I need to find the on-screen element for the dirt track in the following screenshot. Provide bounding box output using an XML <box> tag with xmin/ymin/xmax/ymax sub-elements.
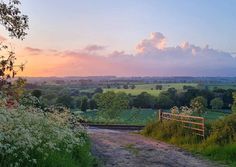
<box><xmin>89</xmin><ymin>128</ymin><xmax>223</xmax><ymax>167</ymax></box>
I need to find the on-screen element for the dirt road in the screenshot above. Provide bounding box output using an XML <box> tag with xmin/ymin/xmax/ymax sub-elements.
<box><xmin>89</xmin><ymin>128</ymin><xmax>222</xmax><ymax>167</ymax></box>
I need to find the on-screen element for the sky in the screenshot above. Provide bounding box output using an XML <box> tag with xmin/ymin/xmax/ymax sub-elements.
<box><xmin>0</xmin><ymin>0</ymin><xmax>236</xmax><ymax>77</ymax></box>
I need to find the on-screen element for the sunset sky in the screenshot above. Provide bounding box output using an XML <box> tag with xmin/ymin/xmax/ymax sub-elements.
<box><xmin>0</xmin><ymin>0</ymin><xmax>236</xmax><ymax>77</ymax></box>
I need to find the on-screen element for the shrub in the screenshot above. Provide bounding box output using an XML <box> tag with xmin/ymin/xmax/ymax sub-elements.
<box><xmin>0</xmin><ymin>106</ymin><xmax>94</xmax><ymax>167</ymax></box>
<box><xmin>232</xmin><ymin>92</ymin><xmax>236</xmax><ymax>113</ymax></box>
<box><xmin>210</xmin><ymin>97</ymin><xmax>223</xmax><ymax>110</ymax></box>
<box><xmin>190</xmin><ymin>96</ymin><xmax>207</xmax><ymax>115</ymax></box>
<box><xmin>203</xmin><ymin>113</ymin><xmax>236</xmax><ymax>146</ymax></box>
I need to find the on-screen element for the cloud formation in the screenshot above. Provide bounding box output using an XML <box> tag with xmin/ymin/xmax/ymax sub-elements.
<box><xmin>136</xmin><ymin>32</ymin><xmax>166</xmax><ymax>53</ymax></box>
<box><xmin>84</xmin><ymin>44</ymin><xmax>106</xmax><ymax>52</ymax></box>
<box><xmin>0</xmin><ymin>35</ymin><xmax>6</xmax><ymax>41</ymax></box>
<box><xmin>24</xmin><ymin>47</ymin><xmax>43</xmax><ymax>55</ymax></box>
<box><xmin>22</xmin><ymin>32</ymin><xmax>236</xmax><ymax>77</ymax></box>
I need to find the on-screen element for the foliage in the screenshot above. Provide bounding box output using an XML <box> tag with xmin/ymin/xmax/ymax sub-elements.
<box><xmin>0</xmin><ymin>44</ymin><xmax>25</xmax><ymax>89</ymax></box>
<box><xmin>156</xmin><ymin>92</ymin><xmax>174</xmax><ymax>109</ymax></box>
<box><xmin>88</xmin><ymin>99</ymin><xmax>97</xmax><ymax>110</ymax></box>
<box><xmin>155</xmin><ymin>84</ymin><xmax>162</xmax><ymax>90</ymax></box>
<box><xmin>210</xmin><ymin>97</ymin><xmax>223</xmax><ymax>110</ymax></box>
<box><xmin>232</xmin><ymin>92</ymin><xmax>236</xmax><ymax>113</ymax></box>
<box><xmin>123</xmin><ymin>84</ymin><xmax>129</xmax><ymax>89</ymax></box>
<box><xmin>133</xmin><ymin>92</ymin><xmax>155</xmax><ymax>108</ymax></box>
<box><xmin>0</xmin><ymin>105</ymin><xmax>94</xmax><ymax>167</ymax></box>
<box><xmin>80</xmin><ymin>96</ymin><xmax>88</xmax><ymax>112</ymax></box>
<box><xmin>31</xmin><ymin>89</ymin><xmax>42</xmax><ymax>98</ymax></box>
<box><xmin>94</xmin><ymin>87</ymin><xmax>103</xmax><ymax>94</ymax></box>
<box><xmin>130</xmin><ymin>84</ymin><xmax>135</xmax><ymax>89</ymax></box>
<box><xmin>142</xmin><ymin>120</ymin><xmax>199</xmax><ymax>145</ymax></box>
<box><xmin>143</xmin><ymin>113</ymin><xmax>236</xmax><ymax>166</ymax></box>
<box><xmin>56</xmin><ymin>94</ymin><xmax>75</xmax><ymax>108</ymax></box>
<box><xmin>0</xmin><ymin>0</ymin><xmax>28</xmax><ymax>39</ymax></box>
<box><xmin>94</xmin><ymin>91</ymin><xmax>129</xmax><ymax>119</ymax></box>
<box><xmin>170</xmin><ymin>106</ymin><xmax>193</xmax><ymax>115</ymax></box>
<box><xmin>19</xmin><ymin>94</ymin><xmax>40</xmax><ymax>108</ymax></box>
<box><xmin>203</xmin><ymin>113</ymin><xmax>236</xmax><ymax>146</ymax></box>
<box><xmin>190</xmin><ymin>96</ymin><xmax>207</xmax><ymax>115</ymax></box>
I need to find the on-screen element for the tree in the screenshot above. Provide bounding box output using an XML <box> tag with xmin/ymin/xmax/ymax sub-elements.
<box><xmin>156</xmin><ymin>93</ymin><xmax>174</xmax><ymax>109</ymax></box>
<box><xmin>155</xmin><ymin>85</ymin><xmax>162</xmax><ymax>90</ymax></box>
<box><xmin>0</xmin><ymin>0</ymin><xmax>29</xmax><ymax>39</ymax></box>
<box><xmin>232</xmin><ymin>92</ymin><xmax>236</xmax><ymax>113</ymax></box>
<box><xmin>94</xmin><ymin>87</ymin><xmax>103</xmax><ymax>94</ymax></box>
<box><xmin>56</xmin><ymin>95</ymin><xmax>74</xmax><ymax>108</ymax></box>
<box><xmin>94</xmin><ymin>91</ymin><xmax>129</xmax><ymax>118</ymax></box>
<box><xmin>190</xmin><ymin>96</ymin><xmax>207</xmax><ymax>115</ymax></box>
<box><xmin>123</xmin><ymin>84</ymin><xmax>129</xmax><ymax>89</ymax></box>
<box><xmin>210</xmin><ymin>97</ymin><xmax>223</xmax><ymax>110</ymax></box>
<box><xmin>0</xmin><ymin>0</ymin><xmax>28</xmax><ymax>104</ymax></box>
<box><xmin>80</xmin><ymin>96</ymin><xmax>88</xmax><ymax>112</ymax></box>
<box><xmin>75</xmin><ymin>97</ymin><xmax>82</xmax><ymax>109</ymax></box>
<box><xmin>31</xmin><ymin>89</ymin><xmax>42</xmax><ymax>98</ymax></box>
<box><xmin>133</xmin><ymin>92</ymin><xmax>155</xmax><ymax>108</ymax></box>
<box><xmin>130</xmin><ymin>85</ymin><xmax>135</xmax><ymax>89</ymax></box>
<box><xmin>89</xmin><ymin>99</ymin><xmax>97</xmax><ymax>110</ymax></box>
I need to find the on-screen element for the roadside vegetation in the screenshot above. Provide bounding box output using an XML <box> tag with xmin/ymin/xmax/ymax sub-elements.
<box><xmin>142</xmin><ymin>97</ymin><xmax>236</xmax><ymax>167</ymax></box>
<box><xmin>0</xmin><ymin>1</ymin><xmax>95</xmax><ymax>166</ymax></box>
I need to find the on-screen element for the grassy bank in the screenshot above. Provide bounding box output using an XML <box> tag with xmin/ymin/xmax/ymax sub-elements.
<box><xmin>142</xmin><ymin>113</ymin><xmax>236</xmax><ymax>166</ymax></box>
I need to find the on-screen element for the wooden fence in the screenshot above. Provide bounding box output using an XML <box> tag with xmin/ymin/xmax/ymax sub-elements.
<box><xmin>158</xmin><ymin>110</ymin><xmax>205</xmax><ymax>137</ymax></box>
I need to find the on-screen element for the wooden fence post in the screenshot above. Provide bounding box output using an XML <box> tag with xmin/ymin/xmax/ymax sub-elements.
<box><xmin>158</xmin><ymin>109</ymin><xmax>162</xmax><ymax>122</ymax></box>
<box><xmin>202</xmin><ymin>118</ymin><xmax>205</xmax><ymax>138</ymax></box>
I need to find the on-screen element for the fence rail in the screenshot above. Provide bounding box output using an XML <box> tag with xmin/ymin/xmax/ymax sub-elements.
<box><xmin>158</xmin><ymin>110</ymin><xmax>205</xmax><ymax>137</ymax></box>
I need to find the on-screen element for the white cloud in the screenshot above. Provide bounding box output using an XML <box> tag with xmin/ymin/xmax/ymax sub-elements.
<box><xmin>24</xmin><ymin>32</ymin><xmax>236</xmax><ymax>76</ymax></box>
<box><xmin>136</xmin><ymin>32</ymin><xmax>166</xmax><ymax>53</ymax></box>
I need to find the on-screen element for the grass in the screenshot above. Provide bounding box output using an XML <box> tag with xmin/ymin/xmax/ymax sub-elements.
<box><xmin>77</xmin><ymin>109</ymin><xmax>157</xmax><ymax>125</ymax></box>
<box><xmin>206</xmin><ymin>83</ymin><xmax>236</xmax><ymax>90</ymax></box>
<box><xmin>34</xmin><ymin>141</ymin><xmax>95</xmax><ymax>167</ymax></box>
<box><xmin>76</xmin><ymin>109</ymin><xmax>229</xmax><ymax>125</ymax></box>
<box><xmin>104</xmin><ymin>83</ymin><xmax>198</xmax><ymax>96</ymax></box>
<box><xmin>199</xmin><ymin>143</ymin><xmax>236</xmax><ymax>167</ymax></box>
<box><xmin>142</xmin><ymin>113</ymin><xmax>236</xmax><ymax>167</ymax></box>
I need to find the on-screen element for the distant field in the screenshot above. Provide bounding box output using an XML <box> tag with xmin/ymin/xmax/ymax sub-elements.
<box><xmin>104</xmin><ymin>83</ymin><xmax>198</xmax><ymax>96</ymax></box>
<box><xmin>206</xmin><ymin>84</ymin><xmax>236</xmax><ymax>90</ymax></box>
<box><xmin>77</xmin><ymin>109</ymin><xmax>229</xmax><ymax>125</ymax></box>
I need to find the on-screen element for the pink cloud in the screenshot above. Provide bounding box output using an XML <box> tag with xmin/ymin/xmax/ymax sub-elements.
<box><xmin>136</xmin><ymin>32</ymin><xmax>166</xmax><ymax>53</ymax></box>
<box><xmin>84</xmin><ymin>44</ymin><xmax>106</xmax><ymax>52</ymax></box>
<box><xmin>22</xmin><ymin>32</ymin><xmax>236</xmax><ymax>77</ymax></box>
<box><xmin>0</xmin><ymin>35</ymin><xmax>7</xmax><ymax>41</ymax></box>
<box><xmin>25</xmin><ymin>47</ymin><xmax>43</xmax><ymax>55</ymax></box>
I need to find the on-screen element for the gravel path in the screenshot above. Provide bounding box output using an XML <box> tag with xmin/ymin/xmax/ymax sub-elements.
<box><xmin>89</xmin><ymin>128</ymin><xmax>223</xmax><ymax>167</ymax></box>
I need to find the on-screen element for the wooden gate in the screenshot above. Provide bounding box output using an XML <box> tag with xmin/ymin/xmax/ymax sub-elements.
<box><xmin>158</xmin><ymin>110</ymin><xmax>205</xmax><ymax>137</ymax></box>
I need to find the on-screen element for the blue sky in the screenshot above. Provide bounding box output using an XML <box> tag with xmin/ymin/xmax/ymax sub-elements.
<box><xmin>1</xmin><ymin>0</ymin><xmax>236</xmax><ymax>76</ymax></box>
<box><xmin>18</xmin><ymin>0</ymin><xmax>235</xmax><ymax>53</ymax></box>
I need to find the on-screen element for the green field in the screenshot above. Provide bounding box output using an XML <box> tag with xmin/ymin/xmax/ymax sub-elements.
<box><xmin>104</xmin><ymin>83</ymin><xmax>198</xmax><ymax>96</ymax></box>
<box><xmin>77</xmin><ymin>109</ymin><xmax>229</xmax><ymax>125</ymax></box>
<box><xmin>206</xmin><ymin>84</ymin><xmax>236</xmax><ymax>90</ymax></box>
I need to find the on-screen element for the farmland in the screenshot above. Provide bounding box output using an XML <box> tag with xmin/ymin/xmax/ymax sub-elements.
<box><xmin>76</xmin><ymin>109</ymin><xmax>229</xmax><ymax>125</ymax></box>
<box><xmin>104</xmin><ymin>83</ymin><xmax>198</xmax><ymax>96</ymax></box>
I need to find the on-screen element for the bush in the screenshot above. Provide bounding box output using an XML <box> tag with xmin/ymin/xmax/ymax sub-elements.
<box><xmin>210</xmin><ymin>98</ymin><xmax>223</xmax><ymax>110</ymax></box>
<box><xmin>0</xmin><ymin>106</ymin><xmax>94</xmax><ymax>167</ymax></box>
<box><xmin>203</xmin><ymin>113</ymin><xmax>236</xmax><ymax>146</ymax></box>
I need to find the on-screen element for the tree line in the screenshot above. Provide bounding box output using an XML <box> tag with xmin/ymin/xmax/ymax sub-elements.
<box><xmin>30</xmin><ymin>86</ymin><xmax>235</xmax><ymax>112</ymax></box>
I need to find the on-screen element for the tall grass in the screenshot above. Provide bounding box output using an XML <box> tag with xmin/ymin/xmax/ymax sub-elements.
<box><xmin>142</xmin><ymin>114</ymin><xmax>236</xmax><ymax>166</ymax></box>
